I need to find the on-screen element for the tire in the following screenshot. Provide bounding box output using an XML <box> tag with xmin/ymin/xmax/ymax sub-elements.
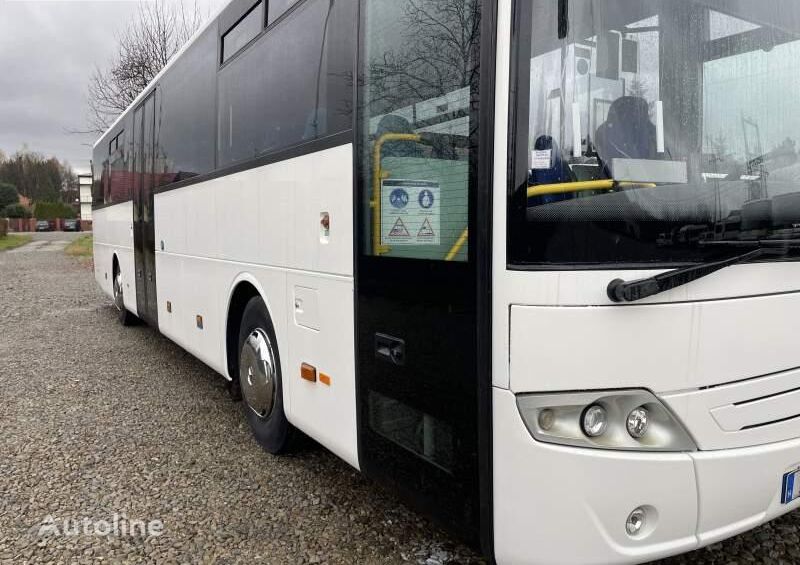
<box><xmin>112</xmin><ymin>261</ymin><xmax>138</xmax><ymax>327</ymax></box>
<box><xmin>238</xmin><ymin>296</ymin><xmax>295</xmax><ymax>454</ymax></box>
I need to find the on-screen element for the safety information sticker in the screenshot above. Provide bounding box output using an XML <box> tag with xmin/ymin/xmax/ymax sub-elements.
<box><xmin>381</xmin><ymin>179</ymin><xmax>440</xmax><ymax>246</ymax></box>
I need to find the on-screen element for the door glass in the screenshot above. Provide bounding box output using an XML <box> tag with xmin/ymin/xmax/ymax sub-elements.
<box><xmin>132</xmin><ymin>106</ymin><xmax>144</xmax><ymax>222</ymax></box>
<box><xmin>143</xmin><ymin>95</ymin><xmax>155</xmax><ymax>197</ymax></box>
<box><xmin>367</xmin><ymin>391</ymin><xmax>454</xmax><ymax>471</ymax></box>
<box><xmin>358</xmin><ymin>0</ymin><xmax>481</xmax><ymax>262</ymax></box>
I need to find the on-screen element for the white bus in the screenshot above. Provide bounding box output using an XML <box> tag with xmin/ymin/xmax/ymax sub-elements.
<box><xmin>91</xmin><ymin>0</ymin><xmax>800</xmax><ymax>562</ymax></box>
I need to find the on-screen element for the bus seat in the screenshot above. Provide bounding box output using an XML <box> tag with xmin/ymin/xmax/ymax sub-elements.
<box><xmin>529</xmin><ymin>135</ymin><xmax>572</xmax><ymax>205</ymax></box>
<box><xmin>594</xmin><ymin>96</ymin><xmax>657</xmax><ymax>164</ymax></box>
<box><xmin>376</xmin><ymin>115</ymin><xmax>422</xmax><ymax>158</ymax></box>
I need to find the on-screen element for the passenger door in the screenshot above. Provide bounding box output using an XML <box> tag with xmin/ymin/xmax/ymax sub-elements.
<box><xmin>132</xmin><ymin>91</ymin><xmax>159</xmax><ymax>326</ymax></box>
<box><xmin>355</xmin><ymin>0</ymin><xmax>490</xmax><ymax>547</ymax></box>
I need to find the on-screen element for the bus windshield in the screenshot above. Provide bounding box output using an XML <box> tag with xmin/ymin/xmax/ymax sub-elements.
<box><xmin>509</xmin><ymin>0</ymin><xmax>800</xmax><ymax>267</ymax></box>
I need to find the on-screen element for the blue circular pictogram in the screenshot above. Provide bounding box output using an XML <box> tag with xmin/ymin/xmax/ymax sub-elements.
<box><xmin>390</xmin><ymin>188</ymin><xmax>409</xmax><ymax>209</ymax></box>
<box><xmin>418</xmin><ymin>189</ymin><xmax>435</xmax><ymax>209</ymax></box>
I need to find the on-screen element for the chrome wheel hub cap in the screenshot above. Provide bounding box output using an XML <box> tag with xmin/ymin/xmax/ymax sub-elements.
<box><xmin>239</xmin><ymin>328</ymin><xmax>277</xmax><ymax>419</ymax></box>
<box><xmin>113</xmin><ymin>271</ymin><xmax>124</xmax><ymax>311</ymax></box>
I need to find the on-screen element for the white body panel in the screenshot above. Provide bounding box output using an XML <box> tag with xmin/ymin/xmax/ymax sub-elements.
<box><xmin>152</xmin><ymin>144</ymin><xmax>358</xmax><ymax>469</ymax></box>
<box><xmin>662</xmin><ymin>366</ymin><xmax>800</xmax><ymax>450</ymax></box>
<box><xmin>93</xmin><ymin>202</ymin><xmax>137</xmax><ymax>316</ymax></box>
<box><xmin>93</xmin><ymin>145</ymin><xmax>358</xmax><ymax>470</ymax></box>
<box><xmin>509</xmin><ymin>292</ymin><xmax>800</xmax><ymax>395</ymax></box>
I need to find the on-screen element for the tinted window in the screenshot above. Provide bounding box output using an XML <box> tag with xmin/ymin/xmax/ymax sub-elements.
<box><xmin>221</xmin><ymin>2</ymin><xmax>264</xmax><ymax>63</ymax></box>
<box><xmin>107</xmin><ymin>129</ymin><xmax>130</xmax><ymax>203</ymax></box>
<box><xmin>267</xmin><ymin>0</ymin><xmax>299</xmax><ymax>25</ymax></box>
<box><xmin>94</xmin><ymin>120</ymin><xmax>128</xmax><ymax>205</ymax></box>
<box><xmin>92</xmin><ymin>148</ymin><xmax>104</xmax><ymax>205</ymax></box>
<box><xmin>92</xmin><ymin>161</ymin><xmax>106</xmax><ymax>205</ymax></box>
<box><xmin>217</xmin><ymin>0</ymin><xmax>356</xmax><ymax>167</ymax></box>
<box><xmin>156</xmin><ymin>26</ymin><xmax>218</xmax><ymax>187</ymax></box>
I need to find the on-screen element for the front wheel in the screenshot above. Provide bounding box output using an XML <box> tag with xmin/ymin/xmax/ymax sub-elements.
<box><xmin>112</xmin><ymin>262</ymin><xmax>138</xmax><ymax>326</ymax></box>
<box><xmin>238</xmin><ymin>296</ymin><xmax>295</xmax><ymax>454</ymax></box>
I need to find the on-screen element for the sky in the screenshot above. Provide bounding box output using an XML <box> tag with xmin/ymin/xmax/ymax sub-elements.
<box><xmin>0</xmin><ymin>0</ymin><xmax>223</xmax><ymax>174</ymax></box>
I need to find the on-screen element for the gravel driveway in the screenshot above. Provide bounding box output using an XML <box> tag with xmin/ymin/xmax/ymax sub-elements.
<box><xmin>1</xmin><ymin>242</ymin><xmax>799</xmax><ymax>564</ymax></box>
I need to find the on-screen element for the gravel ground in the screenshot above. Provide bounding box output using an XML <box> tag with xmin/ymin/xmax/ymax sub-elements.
<box><xmin>1</xmin><ymin>242</ymin><xmax>800</xmax><ymax>564</ymax></box>
<box><xmin>0</xmin><ymin>245</ymin><xmax>479</xmax><ymax>564</ymax></box>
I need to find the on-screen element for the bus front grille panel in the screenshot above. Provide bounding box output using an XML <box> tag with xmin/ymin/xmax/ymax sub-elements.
<box><xmin>662</xmin><ymin>366</ymin><xmax>800</xmax><ymax>450</ymax></box>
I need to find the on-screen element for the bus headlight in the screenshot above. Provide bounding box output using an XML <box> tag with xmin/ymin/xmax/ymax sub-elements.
<box><xmin>626</xmin><ymin>407</ymin><xmax>649</xmax><ymax>439</ymax></box>
<box><xmin>516</xmin><ymin>390</ymin><xmax>696</xmax><ymax>451</ymax></box>
<box><xmin>581</xmin><ymin>405</ymin><xmax>608</xmax><ymax>438</ymax></box>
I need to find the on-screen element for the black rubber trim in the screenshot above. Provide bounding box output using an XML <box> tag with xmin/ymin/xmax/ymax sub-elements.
<box><xmin>476</xmin><ymin>0</ymin><xmax>497</xmax><ymax>559</ymax></box>
<box><xmin>734</xmin><ymin>385</ymin><xmax>800</xmax><ymax>407</ymax></box>
<box><xmin>351</xmin><ymin>0</ymin><xmax>364</xmax><ymax>506</ymax></box>
<box><xmin>741</xmin><ymin>413</ymin><xmax>800</xmax><ymax>431</ymax></box>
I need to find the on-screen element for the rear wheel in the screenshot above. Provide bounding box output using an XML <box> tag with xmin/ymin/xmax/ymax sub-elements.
<box><xmin>238</xmin><ymin>296</ymin><xmax>295</xmax><ymax>454</ymax></box>
<box><xmin>113</xmin><ymin>261</ymin><xmax>138</xmax><ymax>326</ymax></box>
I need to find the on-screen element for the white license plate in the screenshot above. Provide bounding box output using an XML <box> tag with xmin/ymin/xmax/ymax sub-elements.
<box><xmin>781</xmin><ymin>467</ymin><xmax>800</xmax><ymax>504</ymax></box>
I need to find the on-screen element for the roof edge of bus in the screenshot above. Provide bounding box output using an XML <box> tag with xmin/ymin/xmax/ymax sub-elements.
<box><xmin>92</xmin><ymin>0</ymin><xmax>229</xmax><ymax>151</ymax></box>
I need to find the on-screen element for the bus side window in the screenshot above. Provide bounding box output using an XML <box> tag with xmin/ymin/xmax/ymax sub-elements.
<box><xmin>217</xmin><ymin>0</ymin><xmax>354</xmax><ymax>167</ymax></box>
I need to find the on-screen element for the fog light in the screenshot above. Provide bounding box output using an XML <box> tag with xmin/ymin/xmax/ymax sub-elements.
<box><xmin>626</xmin><ymin>507</ymin><xmax>646</xmax><ymax>536</ymax></box>
<box><xmin>538</xmin><ymin>409</ymin><xmax>555</xmax><ymax>431</ymax></box>
<box><xmin>626</xmin><ymin>407</ymin><xmax>649</xmax><ymax>439</ymax></box>
<box><xmin>581</xmin><ymin>405</ymin><xmax>608</xmax><ymax>437</ymax></box>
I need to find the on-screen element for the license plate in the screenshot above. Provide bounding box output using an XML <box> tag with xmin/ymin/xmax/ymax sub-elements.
<box><xmin>781</xmin><ymin>467</ymin><xmax>800</xmax><ymax>504</ymax></box>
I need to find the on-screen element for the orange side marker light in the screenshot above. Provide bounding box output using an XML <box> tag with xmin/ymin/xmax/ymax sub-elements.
<box><xmin>319</xmin><ymin>373</ymin><xmax>331</xmax><ymax>386</ymax></box>
<box><xmin>301</xmin><ymin>363</ymin><xmax>317</xmax><ymax>383</ymax></box>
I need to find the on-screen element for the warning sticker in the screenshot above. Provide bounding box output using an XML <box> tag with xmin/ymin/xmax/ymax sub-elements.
<box><xmin>417</xmin><ymin>217</ymin><xmax>435</xmax><ymax>239</ymax></box>
<box><xmin>388</xmin><ymin>217</ymin><xmax>410</xmax><ymax>238</ymax></box>
<box><xmin>381</xmin><ymin>179</ymin><xmax>440</xmax><ymax>246</ymax></box>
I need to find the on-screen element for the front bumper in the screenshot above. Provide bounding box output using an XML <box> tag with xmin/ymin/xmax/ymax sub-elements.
<box><xmin>493</xmin><ymin>388</ymin><xmax>800</xmax><ymax>565</ymax></box>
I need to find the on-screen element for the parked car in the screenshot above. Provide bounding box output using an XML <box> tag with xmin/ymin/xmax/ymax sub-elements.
<box><xmin>63</xmin><ymin>219</ymin><xmax>79</xmax><ymax>232</ymax></box>
<box><xmin>35</xmin><ymin>220</ymin><xmax>51</xmax><ymax>232</ymax></box>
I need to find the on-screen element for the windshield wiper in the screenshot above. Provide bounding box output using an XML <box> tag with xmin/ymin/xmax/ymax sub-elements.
<box><xmin>607</xmin><ymin>241</ymin><xmax>800</xmax><ymax>303</ymax></box>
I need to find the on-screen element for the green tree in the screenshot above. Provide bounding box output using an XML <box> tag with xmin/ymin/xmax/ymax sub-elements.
<box><xmin>33</xmin><ymin>201</ymin><xmax>76</xmax><ymax>220</ymax></box>
<box><xmin>0</xmin><ymin>182</ymin><xmax>18</xmax><ymax>210</ymax></box>
<box><xmin>0</xmin><ymin>149</ymin><xmax>76</xmax><ymax>204</ymax></box>
<box><xmin>3</xmin><ymin>203</ymin><xmax>31</xmax><ymax>219</ymax></box>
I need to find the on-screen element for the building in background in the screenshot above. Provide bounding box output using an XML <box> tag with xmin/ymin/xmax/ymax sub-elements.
<box><xmin>78</xmin><ymin>174</ymin><xmax>92</xmax><ymax>221</ymax></box>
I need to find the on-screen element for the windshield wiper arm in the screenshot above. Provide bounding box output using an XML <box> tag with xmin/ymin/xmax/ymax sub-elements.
<box><xmin>607</xmin><ymin>242</ymin><xmax>800</xmax><ymax>303</ymax></box>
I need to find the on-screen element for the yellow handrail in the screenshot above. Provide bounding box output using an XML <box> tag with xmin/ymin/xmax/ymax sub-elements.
<box><xmin>445</xmin><ymin>228</ymin><xmax>469</xmax><ymax>261</ymax></box>
<box><xmin>527</xmin><ymin>180</ymin><xmax>657</xmax><ymax>198</ymax></box>
<box><xmin>371</xmin><ymin>133</ymin><xmax>421</xmax><ymax>255</ymax></box>
<box><xmin>527</xmin><ymin>179</ymin><xmax>615</xmax><ymax>198</ymax></box>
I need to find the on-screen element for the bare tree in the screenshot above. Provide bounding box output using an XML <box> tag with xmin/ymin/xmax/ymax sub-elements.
<box><xmin>367</xmin><ymin>0</ymin><xmax>481</xmax><ymax>115</ymax></box>
<box><xmin>86</xmin><ymin>1</ymin><xmax>205</xmax><ymax>134</ymax></box>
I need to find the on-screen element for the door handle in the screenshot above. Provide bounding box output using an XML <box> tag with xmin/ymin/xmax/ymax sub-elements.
<box><xmin>375</xmin><ymin>333</ymin><xmax>405</xmax><ymax>366</ymax></box>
